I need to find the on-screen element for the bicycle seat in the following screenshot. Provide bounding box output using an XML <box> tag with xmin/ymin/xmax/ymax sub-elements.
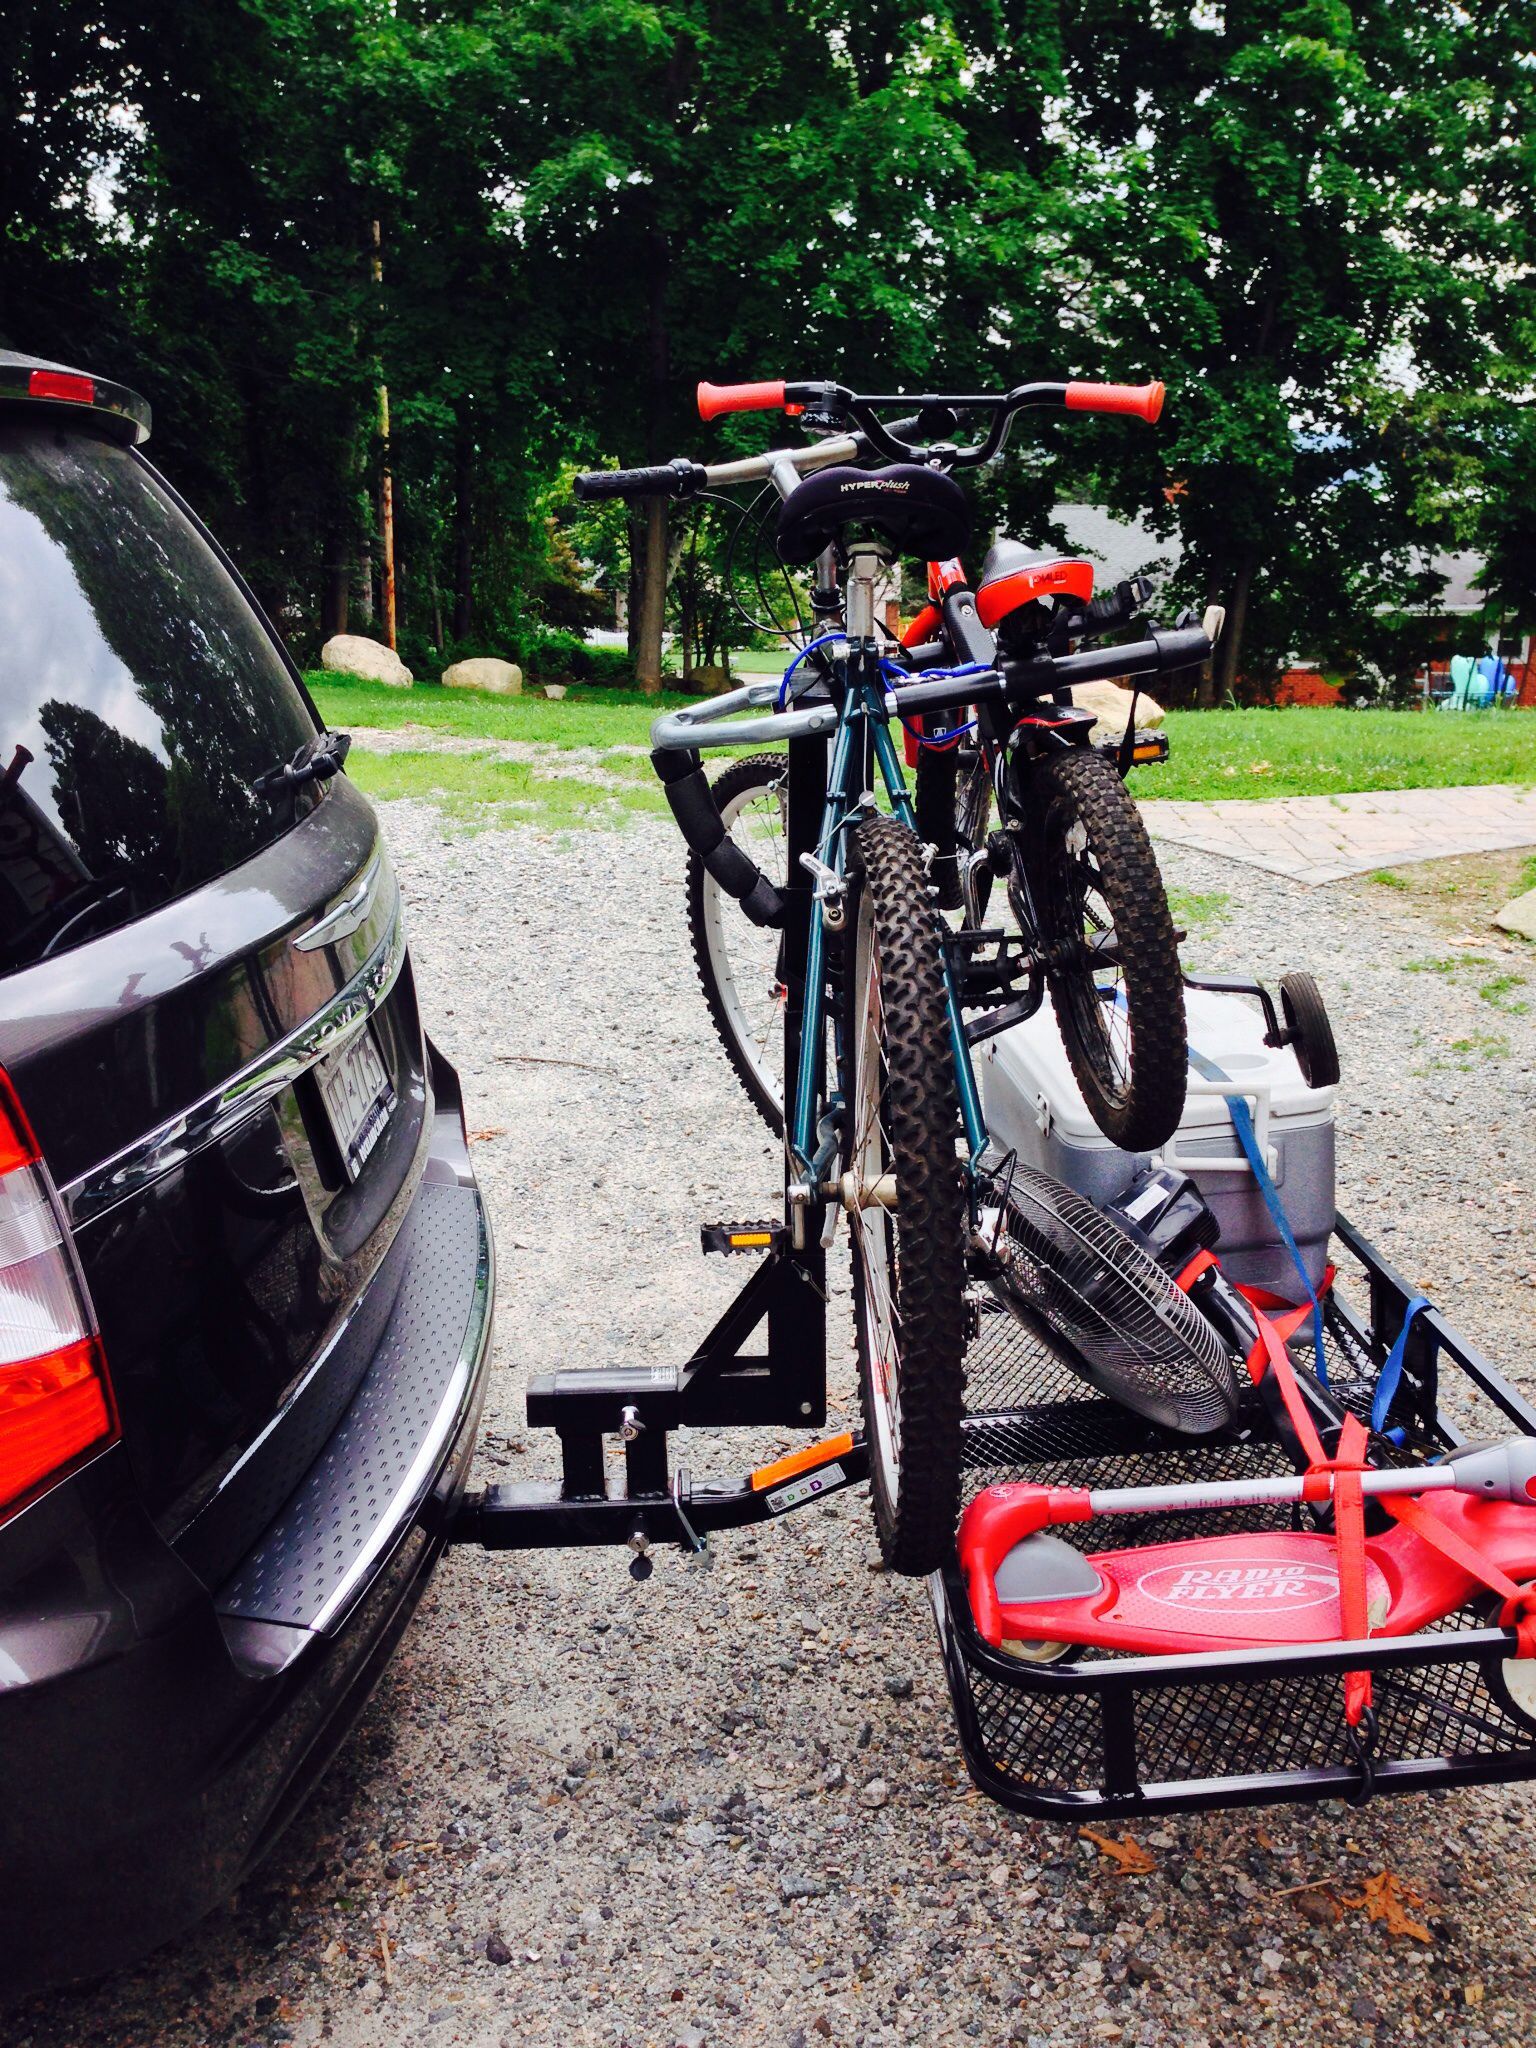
<box><xmin>775</xmin><ymin>463</ymin><xmax>972</xmax><ymax>566</ymax></box>
<box><xmin>975</xmin><ymin>539</ymin><xmax>1095</xmax><ymax>628</ymax></box>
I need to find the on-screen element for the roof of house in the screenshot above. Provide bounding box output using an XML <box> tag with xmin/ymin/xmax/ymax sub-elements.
<box><xmin>1044</xmin><ymin>505</ymin><xmax>1492</xmax><ymax>617</ymax></box>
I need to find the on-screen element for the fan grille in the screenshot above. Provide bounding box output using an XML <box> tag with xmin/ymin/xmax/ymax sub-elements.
<box><xmin>985</xmin><ymin>1165</ymin><xmax>1240</xmax><ymax>1436</ymax></box>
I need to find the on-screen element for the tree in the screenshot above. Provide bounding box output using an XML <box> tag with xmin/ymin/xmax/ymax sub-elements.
<box><xmin>1057</xmin><ymin>0</ymin><xmax>1536</xmax><ymax>697</ymax></box>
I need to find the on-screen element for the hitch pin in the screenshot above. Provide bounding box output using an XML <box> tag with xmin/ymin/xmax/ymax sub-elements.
<box><xmin>671</xmin><ymin>1477</ymin><xmax>711</xmax><ymax>1567</ymax></box>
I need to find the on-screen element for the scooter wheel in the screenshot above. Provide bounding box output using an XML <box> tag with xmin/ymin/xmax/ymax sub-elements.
<box><xmin>1472</xmin><ymin>1593</ymin><xmax>1536</xmax><ymax>1731</ymax></box>
<box><xmin>998</xmin><ymin>1637</ymin><xmax>1081</xmax><ymax>1666</ymax></box>
<box><xmin>1280</xmin><ymin>971</ymin><xmax>1341</xmax><ymax>1090</ymax></box>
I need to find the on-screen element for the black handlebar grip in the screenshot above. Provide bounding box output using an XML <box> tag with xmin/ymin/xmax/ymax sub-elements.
<box><xmin>1148</xmin><ymin>625</ymin><xmax>1213</xmax><ymax>670</ymax></box>
<box><xmin>572</xmin><ymin>458</ymin><xmax>707</xmax><ymax>502</ymax></box>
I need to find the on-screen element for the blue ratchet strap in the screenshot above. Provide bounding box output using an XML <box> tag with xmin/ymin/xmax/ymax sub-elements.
<box><xmin>1187</xmin><ymin>1045</ymin><xmax>1331</xmax><ymax>1388</ymax></box>
<box><xmin>1369</xmin><ymin>1295</ymin><xmax>1432</xmax><ymax>1435</ymax></box>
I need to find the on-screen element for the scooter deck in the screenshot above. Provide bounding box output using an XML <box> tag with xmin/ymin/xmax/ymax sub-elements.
<box><xmin>972</xmin><ymin>1496</ymin><xmax>1535</xmax><ymax>1658</ymax></box>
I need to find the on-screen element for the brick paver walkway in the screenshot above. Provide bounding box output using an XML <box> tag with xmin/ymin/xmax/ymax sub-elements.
<box><xmin>1138</xmin><ymin>783</ymin><xmax>1536</xmax><ymax>884</ymax></box>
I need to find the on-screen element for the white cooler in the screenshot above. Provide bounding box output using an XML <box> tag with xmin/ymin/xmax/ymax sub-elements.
<box><xmin>978</xmin><ymin>985</ymin><xmax>1337</xmax><ymax>1296</ymax></box>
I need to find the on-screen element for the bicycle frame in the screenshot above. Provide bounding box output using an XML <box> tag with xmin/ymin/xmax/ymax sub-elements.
<box><xmin>783</xmin><ymin>545</ymin><xmax>988</xmax><ymax>1213</ymax></box>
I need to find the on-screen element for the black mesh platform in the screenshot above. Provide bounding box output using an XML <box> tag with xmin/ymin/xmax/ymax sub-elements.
<box><xmin>938</xmin><ymin>1225</ymin><xmax>1536</xmax><ymax>1818</ymax></box>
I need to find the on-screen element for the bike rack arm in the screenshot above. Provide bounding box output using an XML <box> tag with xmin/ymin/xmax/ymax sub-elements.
<box><xmin>650</xmin><ymin>687</ymin><xmax>840</xmax><ymax>752</ymax></box>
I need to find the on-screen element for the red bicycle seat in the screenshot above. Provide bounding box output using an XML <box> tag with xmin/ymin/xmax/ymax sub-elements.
<box><xmin>975</xmin><ymin>539</ymin><xmax>1094</xmax><ymax>630</ymax></box>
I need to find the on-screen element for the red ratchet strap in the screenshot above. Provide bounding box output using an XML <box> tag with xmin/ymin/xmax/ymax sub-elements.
<box><xmin>1173</xmin><ymin>1248</ymin><xmax>1217</xmax><ymax>1292</ymax></box>
<box><xmin>1385</xmin><ymin>1495</ymin><xmax>1536</xmax><ymax>1659</ymax></box>
<box><xmin>1247</xmin><ymin>1309</ymin><xmax>1374</xmax><ymax>1725</ymax></box>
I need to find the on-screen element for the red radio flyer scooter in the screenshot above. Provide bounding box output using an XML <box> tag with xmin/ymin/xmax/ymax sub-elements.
<box><xmin>958</xmin><ymin>1295</ymin><xmax>1536</xmax><ymax>1774</ymax></box>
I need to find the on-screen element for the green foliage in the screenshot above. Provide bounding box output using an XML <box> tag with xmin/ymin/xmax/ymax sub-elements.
<box><xmin>3</xmin><ymin>0</ymin><xmax>1532</xmax><ymax>692</ymax></box>
<box><xmin>521</xmin><ymin>632</ymin><xmax>635</xmax><ymax>686</ymax></box>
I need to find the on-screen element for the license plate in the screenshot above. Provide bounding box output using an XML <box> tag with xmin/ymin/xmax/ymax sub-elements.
<box><xmin>317</xmin><ymin>1028</ymin><xmax>394</xmax><ymax>1179</ymax></box>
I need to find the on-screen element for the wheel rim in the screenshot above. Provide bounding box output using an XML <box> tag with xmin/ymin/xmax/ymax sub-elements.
<box><xmin>700</xmin><ymin>770</ymin><xmax>789</xmax><ymax>1113</ymax></box>
<box><xmin>850</xmin><ymin>884</ymin><xmax>903</xmax><ymax>1503</ymax></box>
<box><xmin>1043</xmin><ymin>805</ymin><xmax>1132</xmax><ymax>1110</ymax></box>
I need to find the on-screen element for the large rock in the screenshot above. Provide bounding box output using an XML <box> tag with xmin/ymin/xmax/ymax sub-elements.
<box><xmin>321</xmin><ymin>634</ymin><xmax>413</xmax><ymax>687</ymax></box>
<box><xmin>1495</xmin><ymin>887</ymin><xmax>1536</xmax><ymax>942</ymax></box>
<box><xmin>441</xmin><ymin>657</ymin><xmax>523</xmax><ymax>696</ymax></box>
<box><xmin>1070</xmin><ymin>678</ymin><xmax>1165</xmax><ymax>738</ymax></box>
<box><xmin>682</xmin><ymin>664</ymin><xmax>734</xmax><ymax>698</ymax></box>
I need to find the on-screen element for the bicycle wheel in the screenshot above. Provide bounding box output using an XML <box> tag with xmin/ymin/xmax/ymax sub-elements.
<box><xmin>1025</xmin><ymin>748</ymin><xmax>1186</xmax><ymax>1150</ymax></box>
<box><xmin>844</xmin><ymin>814</ymin><xmax>968</xmax><ymax>1575</ymax></box>
<box><xmin>686</xmin><ymin>752</ymin><xmax>790</xmax><ymax>1133</ymax></box>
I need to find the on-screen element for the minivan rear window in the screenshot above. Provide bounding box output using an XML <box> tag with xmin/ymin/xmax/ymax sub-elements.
<box><xmin>0</xmin><ymin>421</ymin><xmax>320</xmax><ymax>973</ymax></box>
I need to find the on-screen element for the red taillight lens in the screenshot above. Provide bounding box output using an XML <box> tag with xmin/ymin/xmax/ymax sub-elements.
<box><xmin>28</xmin><ymin>369</ymin><xmax>96</xmax><ymax>406</ymax></box>
<box><xmin>0</xmin><ymin>1067</ymin><xmax>116</xmax><ymax>1517</ymax></box>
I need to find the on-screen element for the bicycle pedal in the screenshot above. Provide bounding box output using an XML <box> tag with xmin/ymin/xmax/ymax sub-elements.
<box><xmin>700</xmin><ymin>1222</ymin><xmax>787</xmax><ymax>1257</ymax></box>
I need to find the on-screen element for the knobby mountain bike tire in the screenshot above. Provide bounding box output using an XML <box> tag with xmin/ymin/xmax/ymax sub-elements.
<box><xmin>844</xmin><ymin>814</ymin><xmax>968</xmax><ymax>1575</ymax></box>
<box><xmin>1025</xmin><ymin>747</ymin><xmax>1187</xmax><ymax>1151</ymax></box>
<box><xmin>686</xmin><ymin>752</ymin><xmax>790</xmax><ymax>1134</ymax></box>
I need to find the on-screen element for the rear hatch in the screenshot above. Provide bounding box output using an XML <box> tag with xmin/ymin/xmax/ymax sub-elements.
<box><xmin>0</xmin><ymin>396</ymin><xmax>432</xmax><ymax>1581</ymax></box>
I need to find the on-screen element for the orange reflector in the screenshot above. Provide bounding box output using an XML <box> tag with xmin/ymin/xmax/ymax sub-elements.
<box><xmin>729</xmin><ymin>1231</ymin><xmax>773</xmax><ymax>1249</ymax></box>
<box><xmin>0</xmin><ymin>1336</ymin><xmax>113</xmax><ymax>1513</ymax></box>
<box><xmin>751</xmin><ymin>1431</ymin><xmax>855</xmax><ymax>1492</ymax></box>
<box><xmin>1132</xmin><ymin>743</ymin><xmax>1164</xmax><ymax>763</ymax></box>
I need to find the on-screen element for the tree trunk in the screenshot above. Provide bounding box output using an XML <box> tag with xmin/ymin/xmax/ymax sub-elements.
<box><xmin>634</xmin><ymin>223</ymin><xmax>670</xmax><ymax>694</ymax></box>
<box><xmin>320</xmin><ymin>543</ymin><xmax>349</xmax><ymax>639</ymax></box>
<box><xmin>635</xmin><ymin>498</ymin><xmax>668</xmax><ymax>692</ymax></box>
<box><xmin>452</xmin><ymin>411</ymin><xmax>474</xmax><ymax>642</ymax></box>
<box><xmin>1212</xmin><ymin>551</ymin><xmax>1258</xmax><ymax>703</ymax></box>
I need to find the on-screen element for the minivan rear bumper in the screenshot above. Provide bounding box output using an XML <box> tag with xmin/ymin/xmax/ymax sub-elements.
<box><xmin>0</xmin><ymin>1051</ymin><xmax>494</xmax><ymax>1996</ymax></box>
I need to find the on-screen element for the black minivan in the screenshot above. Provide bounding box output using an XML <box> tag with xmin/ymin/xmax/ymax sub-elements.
<box><xmin>0</xmin><ymin>351</ymin><xmax>493</xmax><ymax>1993</ymax></box>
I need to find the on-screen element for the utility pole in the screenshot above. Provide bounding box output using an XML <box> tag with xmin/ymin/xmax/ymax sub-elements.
<box><xmin>370</xmin><ymin>219</ymin><xmax>397</xmax><ymax>651</ymax></box>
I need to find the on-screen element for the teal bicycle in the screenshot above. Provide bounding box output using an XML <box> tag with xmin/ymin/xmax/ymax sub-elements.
<box><xmin>575</xmin><ymin>373</ymin><xmax>1217</xmax><ymax>1573</ymax></box>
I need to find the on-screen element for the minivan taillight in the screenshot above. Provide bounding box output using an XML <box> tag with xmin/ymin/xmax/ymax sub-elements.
<box><xmin>0</xmin><ymin>1067</ymin><xmax>115</xmax><ymax>1517</ymax></box>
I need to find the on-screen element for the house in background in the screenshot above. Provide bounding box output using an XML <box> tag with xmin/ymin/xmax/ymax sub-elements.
<box><xmin>1046</xmin><ymin>507</ymin><xmax>1532</xmax><ymax>707</ymax></box>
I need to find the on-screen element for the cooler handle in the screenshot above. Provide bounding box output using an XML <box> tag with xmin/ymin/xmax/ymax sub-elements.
<box><xmin>1155</xmin><ymin>1079</ymin><xmax>1277</xmax><ymax>1179</ymax></box>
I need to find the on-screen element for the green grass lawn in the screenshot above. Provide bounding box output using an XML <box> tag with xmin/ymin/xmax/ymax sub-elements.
<box><xmin>344</xmin><ymin>749</ymin><xmax>667</xmax><ymax>832</ymax></box>
<box><xmin>1128</xmin><ymin>707</ymin><xmax>1536</xmax><ymax>803</ymax></box>
<box><xmin>306</xmin><ymin>673</ymin><xmax>695</xmax><ymax>751</ymax></box>
<box><xmin>312</xmin><ymin>676</ymin><xmax>1536</xmax><ymax>815</ymax></box>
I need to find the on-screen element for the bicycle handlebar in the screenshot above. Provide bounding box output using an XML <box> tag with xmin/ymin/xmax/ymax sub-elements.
<box><xmin>694</xmin><ymin>375</ymin><xmax>1167</xmax><ymax>464</ymax></box>
<box><xmin>1065</xmin><ymin>380</ymin><xmax>1164</xmax><ymax>423</ymax></box>
<box><xmin>573</xmin><ymin>457</ymin><xmax>707</xmax><ymax>502</ymax></box>
<box><xmin>697</xmin><ymin>379</ymin><xmax>792</xmax><ymax>422</ymax></box>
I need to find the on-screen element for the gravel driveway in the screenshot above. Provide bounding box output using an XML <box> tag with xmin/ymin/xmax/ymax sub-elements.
<box><xmin>15</xmin><ymin>803</ymin><xmax>1536</xmax><ymax>2048</ymax></box>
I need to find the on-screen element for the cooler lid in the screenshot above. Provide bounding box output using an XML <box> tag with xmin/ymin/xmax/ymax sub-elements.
<box><xmin>981</xmin><ymin>984</ymin><xmax>1336</xmax><ymax>1149</ymax></box>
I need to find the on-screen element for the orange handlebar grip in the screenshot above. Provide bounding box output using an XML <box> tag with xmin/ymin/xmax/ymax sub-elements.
<box><xmin>697</xmin><ymin>379</ymin><xmax>788</xmax><ymax>422</ymax></box>
<box><xmin>1064</xmin><ymin>380</ymin><xmax>1165</xmax><ymax>424</ymax></box>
